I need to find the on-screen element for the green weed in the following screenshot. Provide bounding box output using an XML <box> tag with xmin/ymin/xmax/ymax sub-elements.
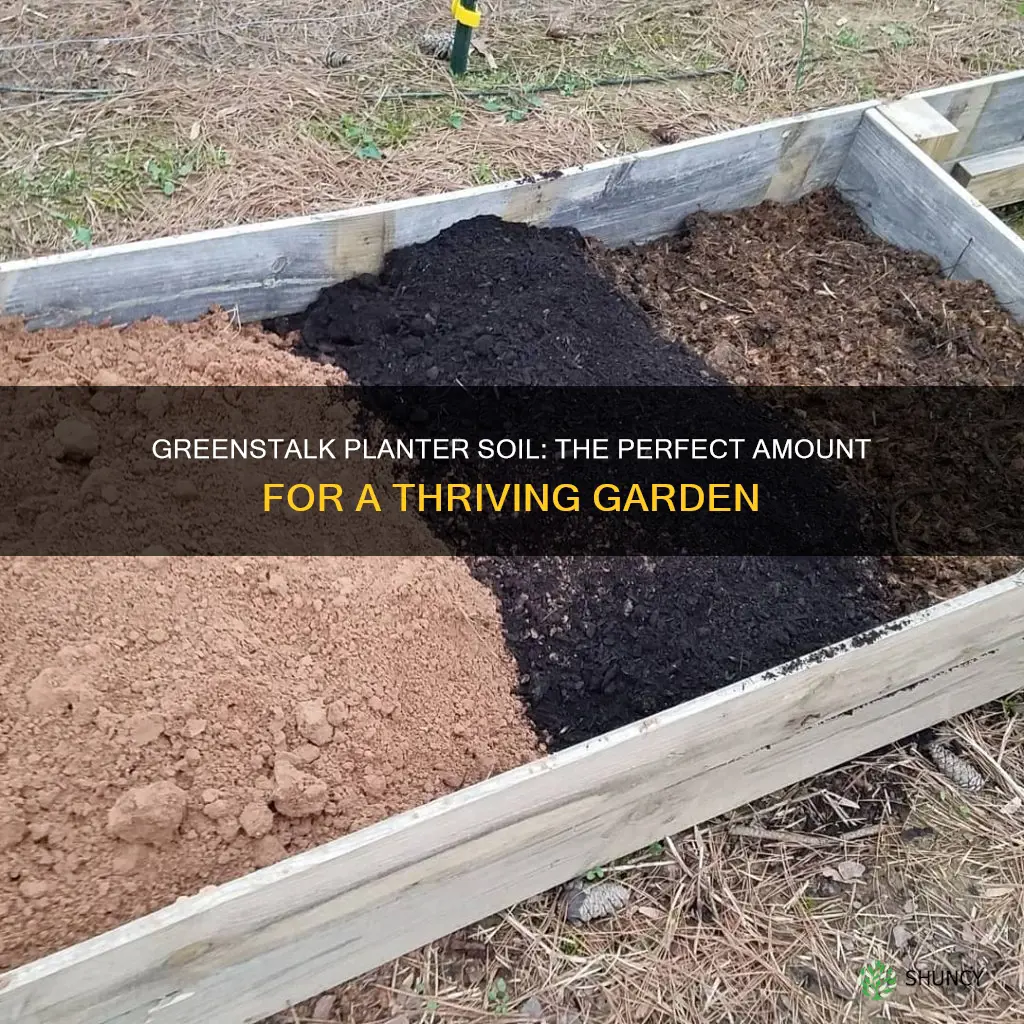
<box><xmin>307</xmin><ymin>103</ymin><xmax>465</xmax><ymax>154</ymax></box>
<box><xmin>480</xmin><ymin>93</ymin><xmax>543</xmax><ymax>123</ymax></box>
<box><xmin>559</xmin><ymin>75</ymin><xmax>584</xmax><ymax>97</ymax></box>
<box><xmin>471</xmin><ymin>161</ymin><xmax>496</xmax><ymax>184</ymax></box>
<box><xmin>467</xmin><ymin>158</ymin><xmax>518</xmax><ymax>185</ymax></box>
<box><xmin>487</xmin><ymin>977</ymin><xmax>510</xmax><ymax>1014</ymax></box>
<box><xmin>57</xmin><ymin>215</ymin><xmax>93</xmax><ymax>247</ymax></box>
<box><xmin>880</xmin><ymin>23</ymin><xmax>914</xmax><ymax>49</ymax></box>
<box><xmin>144</xmin><ymin>144</ymin><xmax>226</xmax><ymax>196</ymax></box>
<box><xmin>1000</xmin><ymin>692</ymin><xmax>1023</xmax><ymax>716</ymax></box>
<box><xmin>0</xmin><ymin>139</ymin><xmax>227</xmax><ymax>254</ymax></box>
<box><xmin>836</xmin><ymin>27</ymin><xmax>864</xmax><ymax>49</ymax></box>
<box><xmin>308</xmin><ymin>114</ymin><xmax>383</xmax><ymax>158</ymax></box>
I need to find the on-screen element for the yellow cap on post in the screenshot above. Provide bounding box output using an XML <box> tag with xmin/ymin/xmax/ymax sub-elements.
<box><xmin>451</xmin><ymin>0</ymin><xmax>481</xmax><ymax>28</ymax></box>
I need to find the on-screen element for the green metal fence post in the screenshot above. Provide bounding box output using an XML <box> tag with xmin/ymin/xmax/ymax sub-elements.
<box><xmin>450</xmin><ymin>0</ymin><xmax>479</xmax><ymax>77</ymax></box>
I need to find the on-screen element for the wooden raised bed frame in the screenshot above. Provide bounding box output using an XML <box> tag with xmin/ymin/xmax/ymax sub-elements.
<box><xmin>2</xmin><ymin>69</ymin><xmax>1024</xmax><ymax>1024</ymax></box>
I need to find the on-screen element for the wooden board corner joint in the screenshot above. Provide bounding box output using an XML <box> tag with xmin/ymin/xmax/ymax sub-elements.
<box><xmin>878</xmin><ymin>96</ymin><xmax>960</xmax><ymax>163</ymax></box>
<box><xmin>951</xmin><ymin>143</ymin><xmax>1024</xmax><ymax>210</ymax></box>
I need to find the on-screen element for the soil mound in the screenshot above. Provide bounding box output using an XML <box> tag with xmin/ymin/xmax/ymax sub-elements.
<box><xmin>282</xmin><ymin>205</ymin><xmax>895</xmax><ymax>750</ymax></box>
<box><xmin>283</xmin><ymin>216</ymin><xmax>712</xmax><ymax>386</ymax></box>
<box><xmin>0</xmin><ymin>312</ymin><xmax>539</xmax><ymax>968</ymax></box>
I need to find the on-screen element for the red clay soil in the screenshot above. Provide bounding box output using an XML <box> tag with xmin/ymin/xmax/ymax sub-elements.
<box><xmin>0</xmin><ymin>313</ymin><xmax>541</xmax><ymax>969</ymax></box>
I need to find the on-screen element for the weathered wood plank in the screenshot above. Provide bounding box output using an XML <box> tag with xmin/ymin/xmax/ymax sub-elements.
<box><xmin>3</xmin><ymin>571</ymin><xmax>1022</xmax><ymax>1024</ymax></box>
<box><xmin>0</xmin><ymin>103</ymin><xmax>872</xmax><ymax>330</ymax></box>
<box><xmin>908</xmin><ymin>69</ymin><xmax>1024</xmax><ymax>166</ymax></box>
<box><xmin>877</xmin><ymin>96</ymin><xmax>959</xmax><ymax>162</ymax></box>
<box><xmin>836</xmin><ymin>108</ymin><xmax>1024</xmax><ymax>322</ymax></box>
<box><xmin>952</xmin><ymin>143</ymin><xmax>1024</xmax><ymax>209</ymax></box>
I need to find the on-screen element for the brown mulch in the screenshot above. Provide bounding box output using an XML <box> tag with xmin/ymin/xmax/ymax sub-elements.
<box><xmin>592</xmin><ymin>189</ymin><xmax>1024</xmax><ymax>388</ymax></box>
<box><xmin>590</xmin><ymin>188</ymin><xmax>1024</xmax><ymax>611</ymax></box>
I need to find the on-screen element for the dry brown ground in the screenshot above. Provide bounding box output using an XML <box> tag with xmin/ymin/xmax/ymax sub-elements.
<box><xmin>2</xmin><ymin>0</ymin><xmax>1022</xmax><ymax>259</ymax></box>
<box><xmin>2</xmin><ymin>2</ymin><xmax>1024</xmax><ymax>1023</ymax></box>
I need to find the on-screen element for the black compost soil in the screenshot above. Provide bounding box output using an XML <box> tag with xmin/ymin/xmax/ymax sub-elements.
<box><xmin>276</xmin><ymin>217</ymin><xmax>712</xmax><ymax>386</ymax></box>
<box><xmin>274</xmin><ymin>210</ymin><xmax>897</xmax><ymax>750</ymax></box>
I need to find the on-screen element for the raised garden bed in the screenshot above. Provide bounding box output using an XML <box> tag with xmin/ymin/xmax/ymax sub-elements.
<box><xmin>2</xmin><ymin>70</ymin><xmax>1024</xmax><ymax>1024</ymax></box>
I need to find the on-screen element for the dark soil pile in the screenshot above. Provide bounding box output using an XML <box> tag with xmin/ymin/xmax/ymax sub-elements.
<box><xmin>473</xmin><ymin>555</ymin><xmax>888</xmax><ymax>745</ymax></box>
<box><xmin>278</xmin><ymin>207</ymin><xmax>896</xmax><ymax>749</ymax></box>
<box><xmin>278</xmin><ymin>218</ymin><xmax>712</xmax><ymax>386</ymax></box>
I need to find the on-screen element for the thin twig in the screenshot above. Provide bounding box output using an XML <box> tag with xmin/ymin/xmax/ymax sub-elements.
<box><xmin>0</xmin><ymin>83</ymin><xmax>111</xmax><ymax>96</ymax></box>
<box><xmin>729</xmin><ymin>823</ymin><xmax>884</xmax><ymax>848</ymax></box>
<box><xmin>997</xmin><ymin>714</ymin><xmax>1017</xmax><ymax>766</ymax></box>
<box><xmin>686</xmin><ymin>285</ymin><xmax>756</xmax><ymax>314</ymax></box>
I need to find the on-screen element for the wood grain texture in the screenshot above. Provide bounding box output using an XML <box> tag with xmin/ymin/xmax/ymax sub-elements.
<box><xmin>952</xmin><ymin>144</ymin><xmax>1024</xmax><ymax>209</ymax></box>
<box><xmin>0</xmin><ymin>103</ymin><xmax>872</xmax><ymax>330</ymax></box>
<box><xmin>837</xmin><ymin>108</ymin><xmax>1024</xmax><ymax>322</ymax></box>
<box><xmin>908</xmin><ymin>69</ymin><xmax>1024</xmax><ymax>166</ymax></box>
<box><xmin>3</xmin><ymin>571</ymin><xmax>1023</xmax><ymax>1024</ymax></box>
<box><xmin>877</xmin><ymin>97</ymin><xmax>959</xmax><ymax>162</ymax></box>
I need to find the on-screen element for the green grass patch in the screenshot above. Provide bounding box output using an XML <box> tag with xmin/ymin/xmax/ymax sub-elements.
<box><xmin>835</xmin><ymin>26</ymin><xmax>865</xmax><ymax>50</ymax></box>
<box><xmin>305</xmin><ymin>101</ymin><xmax>468</xmax><ymax>157</ymax></box>
<box><xmin>0</xmin><ymin>139</ymin><xmax>228</xmax><ymax>253</ymax></box>
<box><xmin>144</xmin><ymin>145</ymin><xmax>227</xmax><ymax>196</ymax></box>
<box><xmin>453</xmin><ymin>19</ymin><xmax>725</xmax><ymax>98</ymax></box>
<box><xmin>469</xmin><ymin>160</ymin><xmax>521</xmax><ymax>185</ymax></box>
<box><xmin>879</xmin><ymin>23</ymin><xmax>915</xmax><ymax>49</ymax></box>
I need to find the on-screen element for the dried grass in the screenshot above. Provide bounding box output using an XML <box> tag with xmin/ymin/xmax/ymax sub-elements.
<box><xmin>3</xmin><ymin>2</ymin><xmax>1024</xmax><ymax>1022</ymax></box>
<box><xmin>2</xmin><ymin>1</ymin><xmax>1021</xmax><ymax>258</ymax></box>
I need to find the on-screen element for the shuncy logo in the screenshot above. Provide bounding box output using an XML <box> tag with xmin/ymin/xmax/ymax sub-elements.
<box><xmin>906</xmin><ymin>967</ymin><xmax>987</xmax><ymax>987</ymax></box>
<box><xmin>859</xmin><ymin>960</ymin><xmax>898</xmax><ymax>1000</ymax></box>
<box><xmin>858</xmin><ymin>960</ymin><xmax>988</xmax><ymax>999</ymax></box>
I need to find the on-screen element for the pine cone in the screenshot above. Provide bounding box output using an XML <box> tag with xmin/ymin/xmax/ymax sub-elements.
<box><xmin>564</xmin><ymin>880</ymin><xmax>629</xmax><ymax>923</ymax></box>
<box><xmin>926</xmin><ymin>741</ymin><xmax>985</xmax><ymax>792</ymax></box>
<box><xmin>418</xmin><ymin>29</ymin><xmax>455</xmax><ymax>60</ymax></box>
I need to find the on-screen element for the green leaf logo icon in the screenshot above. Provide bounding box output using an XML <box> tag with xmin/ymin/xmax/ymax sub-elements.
<box><xmin>859</xmin><ymin>960</ymin><xmax>898</xmax><ymax>1000</ymax></box>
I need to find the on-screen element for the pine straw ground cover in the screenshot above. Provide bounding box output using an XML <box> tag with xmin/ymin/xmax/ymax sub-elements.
<box><xmin>3</xmin><ymin>1</ymin><xmax>1024</xmax><ymax>1023</ymax></box>
<box><xmin>2</xmin><ymin>0</ymin><xmax>1023</xmax><ymax>259</ymax></box>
